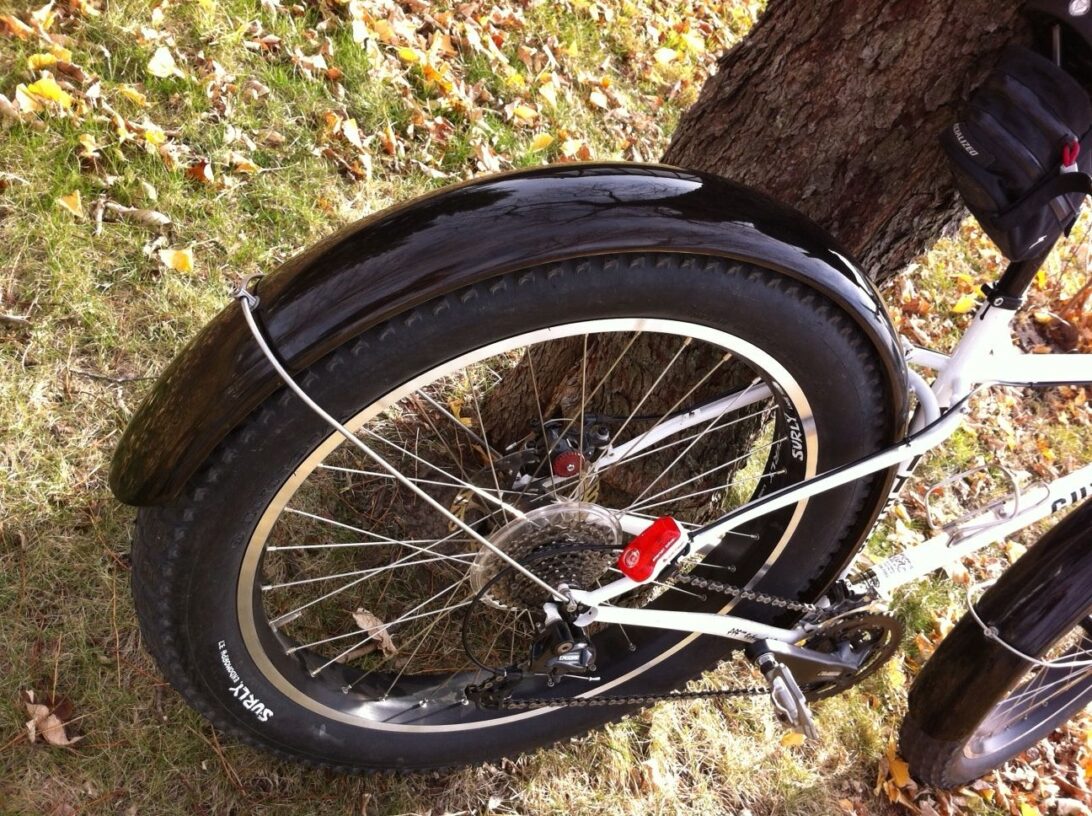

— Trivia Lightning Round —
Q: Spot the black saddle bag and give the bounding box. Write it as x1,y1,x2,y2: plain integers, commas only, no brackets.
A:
941,45,1092,260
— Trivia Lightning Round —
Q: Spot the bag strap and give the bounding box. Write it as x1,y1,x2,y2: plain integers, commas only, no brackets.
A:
994,170,1092,230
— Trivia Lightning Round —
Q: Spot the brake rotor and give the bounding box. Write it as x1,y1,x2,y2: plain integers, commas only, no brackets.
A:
469,503,621,610
800,609,904,701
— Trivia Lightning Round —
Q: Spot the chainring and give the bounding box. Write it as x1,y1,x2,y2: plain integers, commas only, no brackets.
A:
799,609,904,701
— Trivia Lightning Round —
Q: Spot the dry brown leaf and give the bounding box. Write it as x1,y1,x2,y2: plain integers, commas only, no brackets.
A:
0,14,35,39
104,202,171,228
23,691,82,747
352,608,398,658
241,78,271,101
186,159,215,185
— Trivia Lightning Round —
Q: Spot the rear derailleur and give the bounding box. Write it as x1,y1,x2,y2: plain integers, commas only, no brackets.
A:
465,603,599,707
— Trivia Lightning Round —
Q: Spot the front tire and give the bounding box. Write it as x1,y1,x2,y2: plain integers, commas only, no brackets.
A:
901,500,1092,787
132,253,898,770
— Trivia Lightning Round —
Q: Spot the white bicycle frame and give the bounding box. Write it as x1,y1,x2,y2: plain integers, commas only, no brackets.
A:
566,299,1092,644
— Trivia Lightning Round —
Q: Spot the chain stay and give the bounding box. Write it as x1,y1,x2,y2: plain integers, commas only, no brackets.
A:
474,565,825,709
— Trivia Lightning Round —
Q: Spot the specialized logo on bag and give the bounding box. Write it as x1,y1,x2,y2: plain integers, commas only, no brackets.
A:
1070,0,1090,17
953,123,979,158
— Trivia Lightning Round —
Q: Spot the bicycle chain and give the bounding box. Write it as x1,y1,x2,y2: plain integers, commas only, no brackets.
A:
472,568,823,710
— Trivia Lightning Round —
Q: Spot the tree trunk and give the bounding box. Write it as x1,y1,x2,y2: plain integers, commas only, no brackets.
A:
476,1,1032,515
664,0,1029,282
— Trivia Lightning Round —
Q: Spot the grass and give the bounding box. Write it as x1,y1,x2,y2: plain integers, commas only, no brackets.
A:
2,0,1092,814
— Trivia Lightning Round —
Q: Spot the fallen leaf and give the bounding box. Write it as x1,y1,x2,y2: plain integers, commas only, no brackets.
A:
25,74,73,109
589,89,609,109
27,52,57,70
351,608,398,658
118,85,147,107
1020,803,1042,816
142,123,167,146
231,153,259,174
1,14,36,39
147,46,182,79
342,117,363,148
780,731,806,747
886,741,911,788
158,247,194,273
511,104,538,122
530,133,554,152
654,46,678,65
57,190,84,218
396,46,420,64
23,691,82,748
952,294,978,315
104,202,171,228
186,159,215,185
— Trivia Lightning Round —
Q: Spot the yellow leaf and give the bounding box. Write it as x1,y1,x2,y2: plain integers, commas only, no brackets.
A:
1020,803,1041,816
372,19,396,43
505,72,526,89
886,742,911,787
654,47,678,66
27,53,57,70
48,44,72,61
233,157,259,174
77,133,98,155
25,74,72,108
57,190,84,218
951,294,978,314
119,85,147,107
142,124,167,146
147,46,181,79
530,133,554,152
512,104,538,122
1035,267,1048,289
588,89,609,109
780,731,806,747
396,46,420,64
158,248,194,273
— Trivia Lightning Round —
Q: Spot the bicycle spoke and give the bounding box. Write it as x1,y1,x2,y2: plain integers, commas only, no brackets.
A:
310,579,468,677
628,466,786,516
627,377,765,510
624,438,785,513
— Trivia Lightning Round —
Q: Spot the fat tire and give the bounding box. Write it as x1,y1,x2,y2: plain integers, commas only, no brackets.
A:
132,253,898,771
900,500,1092,787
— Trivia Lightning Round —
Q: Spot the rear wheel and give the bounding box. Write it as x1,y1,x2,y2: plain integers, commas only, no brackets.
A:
132,253,896,770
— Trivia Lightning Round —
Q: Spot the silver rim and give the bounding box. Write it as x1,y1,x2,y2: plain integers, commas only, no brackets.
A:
237,318,817,731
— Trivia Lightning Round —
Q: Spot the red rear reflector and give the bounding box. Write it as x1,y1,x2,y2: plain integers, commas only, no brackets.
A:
617,516,685,583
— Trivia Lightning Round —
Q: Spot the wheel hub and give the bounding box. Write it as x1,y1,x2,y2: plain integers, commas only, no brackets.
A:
469,503,621,610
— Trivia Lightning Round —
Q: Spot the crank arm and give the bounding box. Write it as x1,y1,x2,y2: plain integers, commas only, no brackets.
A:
745,639,858,687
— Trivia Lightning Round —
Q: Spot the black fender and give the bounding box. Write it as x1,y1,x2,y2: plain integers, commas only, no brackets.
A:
110,162,909,506
905,497,1092,743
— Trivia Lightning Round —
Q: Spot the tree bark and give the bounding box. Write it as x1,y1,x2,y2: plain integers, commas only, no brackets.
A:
475,2,1033,514
663,0,1029,281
